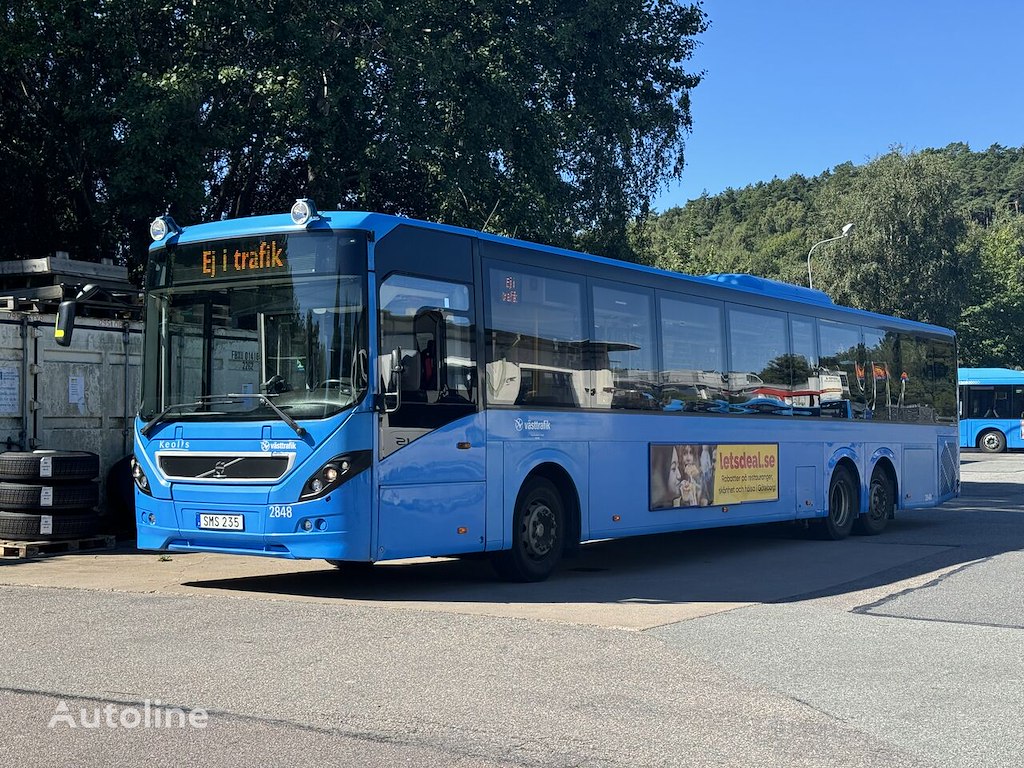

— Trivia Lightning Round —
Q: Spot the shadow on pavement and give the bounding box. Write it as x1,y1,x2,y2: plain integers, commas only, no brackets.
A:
181,479,1024,608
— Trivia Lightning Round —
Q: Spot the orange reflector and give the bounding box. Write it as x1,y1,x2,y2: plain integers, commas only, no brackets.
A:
457,527,468,534
457,442,471,450
611,515,621,522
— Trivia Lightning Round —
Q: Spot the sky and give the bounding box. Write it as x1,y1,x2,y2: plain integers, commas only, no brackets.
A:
653,0,1024,211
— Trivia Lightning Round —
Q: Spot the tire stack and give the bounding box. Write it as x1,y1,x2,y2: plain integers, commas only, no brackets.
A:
0,451,101,541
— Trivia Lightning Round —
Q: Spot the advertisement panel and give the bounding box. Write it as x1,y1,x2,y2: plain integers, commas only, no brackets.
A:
649,443,779,510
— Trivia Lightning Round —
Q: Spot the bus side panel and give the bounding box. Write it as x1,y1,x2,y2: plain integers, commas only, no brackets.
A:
959,418,1022,450
1011,420,1024,449
901,444,938,508
959,418,975,449
377,482,487,559
375,416,487,560
485,439,504,551
588,440,727,538
587,421,820,539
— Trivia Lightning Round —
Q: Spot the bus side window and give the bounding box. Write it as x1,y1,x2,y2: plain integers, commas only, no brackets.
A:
992,387,1010,418
378,274,475,430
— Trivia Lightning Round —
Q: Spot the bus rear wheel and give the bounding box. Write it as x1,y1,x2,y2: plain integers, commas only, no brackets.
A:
854,468,893,536
492,477,564,582
815,465,856,540
978,429,1006,453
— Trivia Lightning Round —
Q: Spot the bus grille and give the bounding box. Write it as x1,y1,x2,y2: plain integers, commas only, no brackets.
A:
158,455,291,480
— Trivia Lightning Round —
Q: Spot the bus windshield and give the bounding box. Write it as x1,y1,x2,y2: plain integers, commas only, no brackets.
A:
141,231,367,422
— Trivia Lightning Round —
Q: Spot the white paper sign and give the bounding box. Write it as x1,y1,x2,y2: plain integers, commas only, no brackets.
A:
68,375,85,405
40,487,53,507
39,456,53,478
0,368,18,414
39,515,53,535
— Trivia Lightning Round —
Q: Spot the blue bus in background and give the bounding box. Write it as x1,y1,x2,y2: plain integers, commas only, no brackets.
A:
90,203,958,581
958,367,1024,452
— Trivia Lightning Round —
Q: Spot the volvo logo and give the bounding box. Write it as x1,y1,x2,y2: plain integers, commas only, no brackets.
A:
196,457,245,479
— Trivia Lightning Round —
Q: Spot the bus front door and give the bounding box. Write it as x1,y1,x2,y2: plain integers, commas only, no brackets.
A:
375,270,485,560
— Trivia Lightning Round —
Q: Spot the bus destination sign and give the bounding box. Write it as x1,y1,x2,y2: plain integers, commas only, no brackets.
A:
200,239,287,279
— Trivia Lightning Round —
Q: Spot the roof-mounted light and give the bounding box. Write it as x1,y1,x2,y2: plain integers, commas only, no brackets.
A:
290,198,321,226
150,215,182,242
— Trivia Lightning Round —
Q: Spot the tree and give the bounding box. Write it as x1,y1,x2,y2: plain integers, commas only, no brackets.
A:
958,213,1024,366
814,149,974,330
0,0,708,275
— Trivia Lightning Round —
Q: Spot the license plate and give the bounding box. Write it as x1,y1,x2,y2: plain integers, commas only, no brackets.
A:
196,513,245,531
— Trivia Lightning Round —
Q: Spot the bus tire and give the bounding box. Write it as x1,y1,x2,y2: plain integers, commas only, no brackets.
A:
0,450,99,481
815,465,856,540
0,481,99,511
0,510,100,541
854,467,893,536
978,429,1006,453
492,477,564,582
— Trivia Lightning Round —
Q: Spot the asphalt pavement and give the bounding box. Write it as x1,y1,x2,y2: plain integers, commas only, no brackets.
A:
1,452,1022,767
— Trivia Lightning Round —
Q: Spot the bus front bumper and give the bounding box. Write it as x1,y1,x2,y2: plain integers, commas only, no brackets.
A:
134,496,372,561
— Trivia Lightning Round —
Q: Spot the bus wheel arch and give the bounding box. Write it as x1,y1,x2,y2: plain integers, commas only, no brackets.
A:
492,464,580,582
855,459,896,536
978,429,1007,454
816,459,859,540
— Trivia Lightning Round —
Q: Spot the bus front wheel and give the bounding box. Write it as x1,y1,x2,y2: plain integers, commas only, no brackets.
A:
815,466,856,540
492,477,564,582
978,430,1006,454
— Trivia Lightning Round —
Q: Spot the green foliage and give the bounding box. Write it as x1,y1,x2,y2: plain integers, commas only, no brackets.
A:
0,0,707,272
815,149,973,330
957,215,1024,365
641,144,1024,368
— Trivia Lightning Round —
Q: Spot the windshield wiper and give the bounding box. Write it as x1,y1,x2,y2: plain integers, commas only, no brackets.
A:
226,393,307,437
140,400,210,437
141,394,306,438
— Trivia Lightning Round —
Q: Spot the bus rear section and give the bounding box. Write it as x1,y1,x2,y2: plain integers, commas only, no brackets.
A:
958,367,1024,452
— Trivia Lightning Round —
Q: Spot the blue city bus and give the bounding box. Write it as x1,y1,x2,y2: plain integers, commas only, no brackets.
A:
104,203,959,581
958,367,1024,452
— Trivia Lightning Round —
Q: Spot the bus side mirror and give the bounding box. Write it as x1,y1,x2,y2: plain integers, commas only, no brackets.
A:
54,300,77,347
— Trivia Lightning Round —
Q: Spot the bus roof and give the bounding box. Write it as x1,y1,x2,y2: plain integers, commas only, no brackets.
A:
958,367,1024,385
153,208,954,338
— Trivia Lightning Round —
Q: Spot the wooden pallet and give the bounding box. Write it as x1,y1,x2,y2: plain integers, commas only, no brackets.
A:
0,535,116,559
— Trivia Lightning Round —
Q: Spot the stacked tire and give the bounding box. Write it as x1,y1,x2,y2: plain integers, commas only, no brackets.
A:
0,450,101,541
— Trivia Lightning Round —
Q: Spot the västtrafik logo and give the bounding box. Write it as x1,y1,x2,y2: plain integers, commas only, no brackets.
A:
515,418,551,433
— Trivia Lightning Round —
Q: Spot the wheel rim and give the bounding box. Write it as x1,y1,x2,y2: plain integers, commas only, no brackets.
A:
982,433,1002,451
868,478,889,522
520,498,557,560
829,479,852,528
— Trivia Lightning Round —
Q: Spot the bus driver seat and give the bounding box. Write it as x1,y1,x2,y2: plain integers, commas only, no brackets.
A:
399,347,424,402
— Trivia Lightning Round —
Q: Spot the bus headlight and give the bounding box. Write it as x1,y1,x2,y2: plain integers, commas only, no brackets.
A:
149,215,182,242
299,451,371,501
130,456,153,496
290,198,320,226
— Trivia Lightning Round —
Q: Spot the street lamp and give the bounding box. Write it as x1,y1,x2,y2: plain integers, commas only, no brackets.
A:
807,222,854,290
